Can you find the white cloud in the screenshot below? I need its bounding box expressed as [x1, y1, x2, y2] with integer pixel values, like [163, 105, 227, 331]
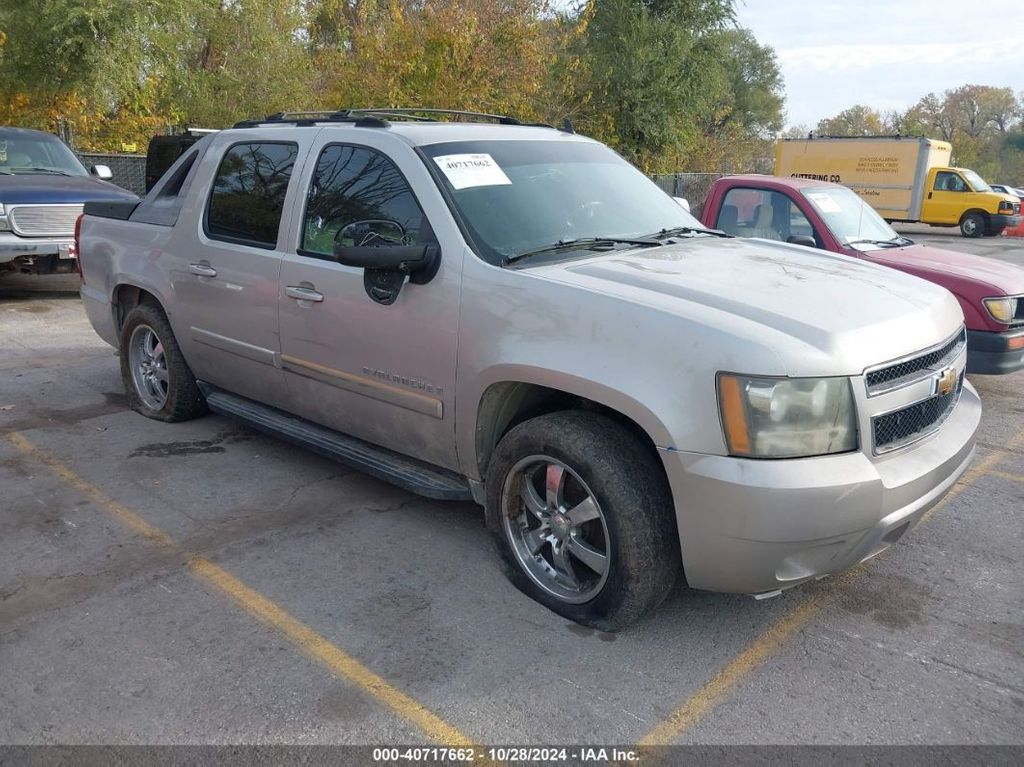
[778, 39, 1024, 72]
[736, 0, 1024, 127]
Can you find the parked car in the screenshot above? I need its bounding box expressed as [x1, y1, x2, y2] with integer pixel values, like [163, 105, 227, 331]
[990, 183, 1024, 200]
[774, 135, 1020, 237]
[0, 126, 139, 276]
[145, 129, 218, 192]
[701, 175, 1024, 374]
[77, 109, 979, 629]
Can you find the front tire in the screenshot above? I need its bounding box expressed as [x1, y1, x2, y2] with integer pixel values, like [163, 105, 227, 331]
[485, 411, 680, 630]
[119, 302, 207, 422]
[960, 212, 985, 238]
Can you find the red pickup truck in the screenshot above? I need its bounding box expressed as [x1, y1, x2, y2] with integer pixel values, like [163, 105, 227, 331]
[700, 175, 1024, 374]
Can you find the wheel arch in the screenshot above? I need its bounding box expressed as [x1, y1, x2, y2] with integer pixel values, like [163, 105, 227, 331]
[471, 373, 673, 482]
[959, 208, 990, 225]
[112, 282, 164, 332]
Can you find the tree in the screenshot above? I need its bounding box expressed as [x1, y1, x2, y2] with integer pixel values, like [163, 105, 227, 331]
[324, 0, 552, 119]
[691, 26, 783, 171]
[815, 105, 888, 136]
[561, 0, 736, 173]
[824, 86, 1024, 182]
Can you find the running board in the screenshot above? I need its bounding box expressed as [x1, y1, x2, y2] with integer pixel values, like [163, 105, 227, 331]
[200, 385, 473, 501]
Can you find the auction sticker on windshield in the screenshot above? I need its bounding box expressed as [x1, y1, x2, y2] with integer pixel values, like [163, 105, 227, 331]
[806, 191, 842, 213]
[433, 153, 512, 190]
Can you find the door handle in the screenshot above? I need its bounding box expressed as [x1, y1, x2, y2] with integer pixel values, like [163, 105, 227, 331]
[928, 192, 933, 199]
[285, 286, 324, 303]
[189, 262, 217, 278]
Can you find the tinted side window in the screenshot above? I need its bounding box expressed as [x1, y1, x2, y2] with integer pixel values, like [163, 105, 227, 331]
[207, 142, 298, 248]
[301, 145, 427, 257]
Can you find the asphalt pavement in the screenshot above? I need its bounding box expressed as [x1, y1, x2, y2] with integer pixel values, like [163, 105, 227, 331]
[1, 229, 1022, 750]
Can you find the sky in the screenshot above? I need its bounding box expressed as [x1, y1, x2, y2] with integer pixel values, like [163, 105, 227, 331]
[734, 0, 1024, 129]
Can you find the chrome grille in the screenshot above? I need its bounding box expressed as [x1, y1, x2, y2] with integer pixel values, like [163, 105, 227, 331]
[864, 327, 966, 396]
[872, 373, 963, 453]
[8, 204, 83, 237]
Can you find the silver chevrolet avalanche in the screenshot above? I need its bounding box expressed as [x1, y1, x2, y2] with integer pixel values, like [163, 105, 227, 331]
[77, 109, 980, 629]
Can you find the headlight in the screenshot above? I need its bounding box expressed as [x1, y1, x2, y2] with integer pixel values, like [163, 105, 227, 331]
[718, 373, 858, 458]
[983, 296, 1018, 324]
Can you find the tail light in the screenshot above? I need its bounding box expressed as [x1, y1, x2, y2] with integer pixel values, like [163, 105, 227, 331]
[73, 213, 84, 280]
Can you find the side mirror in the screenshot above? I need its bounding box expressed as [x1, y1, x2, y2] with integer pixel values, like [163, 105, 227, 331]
[674, 197, 691, 212]
[332, 220, 439, 305]
[786, 234, 817, 248]
[91, 164, 113, 180]
[336, 219, 406, 247]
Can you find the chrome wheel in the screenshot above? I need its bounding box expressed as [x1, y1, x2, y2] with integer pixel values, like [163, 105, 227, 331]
[501, 456, 611, 604]
[128, 324, 169, 411]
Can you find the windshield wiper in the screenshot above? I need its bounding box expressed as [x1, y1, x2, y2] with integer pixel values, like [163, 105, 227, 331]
[10, 167, 73, 176]
[846, 238, 903, 248]
[503, 236, 661, 266]
[650, 225, 729, 239]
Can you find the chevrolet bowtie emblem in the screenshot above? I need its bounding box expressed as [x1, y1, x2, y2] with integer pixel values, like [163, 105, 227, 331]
[934, 367, 957, 396]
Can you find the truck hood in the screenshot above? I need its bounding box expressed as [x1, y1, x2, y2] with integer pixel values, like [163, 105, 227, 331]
[0, 175, 138, 204]
[863, 242, 1024, 296]
[529, 237, 963, 376]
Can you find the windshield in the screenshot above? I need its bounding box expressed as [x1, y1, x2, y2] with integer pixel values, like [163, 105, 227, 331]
[0, 134, 88, 176]
[420, 140, 705, 264]
[961, 169, 991, 193]
[801, 186, 900, 248]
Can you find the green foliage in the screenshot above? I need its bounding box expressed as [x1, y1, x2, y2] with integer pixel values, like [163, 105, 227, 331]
[816, 105, 888, 136]
[562, 0, 738, 173]
[820, 86, 1024, 183]
[691, 27, 784, 171]
[0, 0, 788, 174]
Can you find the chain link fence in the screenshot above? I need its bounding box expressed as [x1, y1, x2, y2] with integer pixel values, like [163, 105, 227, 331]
[71, 158, 731, 210]
[77, 153, 147, 196]
[651, 173, 726, 218]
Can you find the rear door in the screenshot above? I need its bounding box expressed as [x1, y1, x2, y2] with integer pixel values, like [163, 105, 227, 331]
[168, 133, 307, 407]
[276, 134, 464, 470]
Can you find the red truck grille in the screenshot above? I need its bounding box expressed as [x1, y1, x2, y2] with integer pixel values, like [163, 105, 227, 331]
[8, 204, 83, 237]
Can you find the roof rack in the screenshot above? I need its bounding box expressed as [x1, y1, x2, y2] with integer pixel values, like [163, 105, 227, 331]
[232, 108, 559, 130]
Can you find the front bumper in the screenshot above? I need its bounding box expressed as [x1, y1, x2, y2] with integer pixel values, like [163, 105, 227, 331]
[966, 328, 1024, 374]
[991, 213, 1014, 229]
[0, 232, 74, 263]
[661, 382, 981, 595]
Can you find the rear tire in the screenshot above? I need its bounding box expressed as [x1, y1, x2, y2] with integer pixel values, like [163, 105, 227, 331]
[485, 411, 680, 630]
[119, 302, 207, 422]
[960, 212, 985, 238]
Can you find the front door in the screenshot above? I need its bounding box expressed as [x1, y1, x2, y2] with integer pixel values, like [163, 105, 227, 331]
[924, 170, 968, 225]
[277, 139, 463, 471]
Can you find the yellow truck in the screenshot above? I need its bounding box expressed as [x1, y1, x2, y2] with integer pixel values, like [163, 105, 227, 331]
[774, 135, 1020, 238]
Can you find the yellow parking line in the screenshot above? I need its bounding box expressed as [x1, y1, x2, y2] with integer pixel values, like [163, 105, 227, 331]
[6, 432, 174, 546]
[190, 558, 475, 746]
[4, 431, 476, 747]
[636, 430, 1024, 746]
[636, 594, 826, 747]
